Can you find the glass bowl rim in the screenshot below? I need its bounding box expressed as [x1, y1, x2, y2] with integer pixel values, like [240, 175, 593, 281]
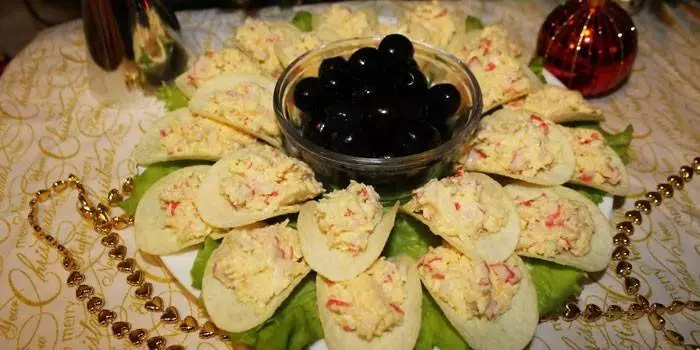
[273, 36, 483, 171]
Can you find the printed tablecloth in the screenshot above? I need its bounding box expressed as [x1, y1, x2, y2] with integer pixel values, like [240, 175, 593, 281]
[0, 1, 697, 349]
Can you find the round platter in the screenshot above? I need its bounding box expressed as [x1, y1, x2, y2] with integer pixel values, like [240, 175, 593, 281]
[157, 67, 614, 349]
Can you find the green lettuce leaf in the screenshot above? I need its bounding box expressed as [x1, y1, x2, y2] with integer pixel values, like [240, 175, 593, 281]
[416, 292, 471, 350]
[464, 15, 484, 32]
[119, 160, 210, 215]
[190, 237, 221, 290]
[292, 11, 313, 32]
[567, 122, 634, 164]
[524, 258, 585, 316]
[156, 83, 189, 112]
[528, 56, 547, 84]
[228, 275, 324, 350]
[565, 183, 605, 204]
[383, 214, 470, 349]
[382, 214, 440, 260]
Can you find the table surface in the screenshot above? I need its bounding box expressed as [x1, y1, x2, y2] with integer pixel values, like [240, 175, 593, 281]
[0, 1, 698, 349]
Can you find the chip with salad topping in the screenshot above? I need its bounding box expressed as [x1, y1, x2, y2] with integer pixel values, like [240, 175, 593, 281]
[418, 246, 538, 350]
[133, 108, 258, 165]
[506, 85, 604, 123]
[505, 183, 613, 271]
[234, 18, 303, 76]
[565, 127, 630, 196]
[316, 255, 422, 350]
[400, 2, 463, 48]
[202, 221, 311, 332]
[298, 181, 400, 281]
[447, 27, 535, 112]
[401, 171, 520, 263]
[197, 143, 324, 228]
[460, 108, 575, 185]
[174, 47, 262, 98]
[189, 73, 283, 148]
[135, 166, 229, 255]
[311, 4, 379, 42]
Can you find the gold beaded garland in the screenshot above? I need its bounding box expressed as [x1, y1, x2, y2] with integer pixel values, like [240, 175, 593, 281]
[615, 261, 632, 276]
[636, 295, 650, 309]
[667, 175, 684, 190]
[605, 305, 624, 321]
[649, 302, 665, 314]
[648, 312, 665, 330]
[625, 276, 641, 295]
[612, 246, 630, 260]
[634, 200, 651, 214]
[625, 210, 642, 224]
[646, 191, 663, 205]
[613, 233, 630, 246]
[616, 221, 634, 235]
[679, 165, 693, 182]
[657, 183, 674, 197]
[626, 304, 645, 320]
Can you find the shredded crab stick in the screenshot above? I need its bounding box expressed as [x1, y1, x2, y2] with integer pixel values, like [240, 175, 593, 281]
[565, 127, 630, 196]
[133, 108, 257, 165]
[506, 85, 603, 123]
[197, 143, 323, 228]
[316, 256, 422, 350]
[505, 183, 613, 272]
[418, 246, 538, 350]
[460, 108, 575, 185]
[298, 181, 399, 281]
[202, 221, 310, 332]
[174, 47, 262, 97]
[189, 73, 282, 148]
[401, 171, 520, 263]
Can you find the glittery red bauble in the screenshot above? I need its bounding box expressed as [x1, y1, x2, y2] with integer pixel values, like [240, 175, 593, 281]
[536, 0, 638, 97]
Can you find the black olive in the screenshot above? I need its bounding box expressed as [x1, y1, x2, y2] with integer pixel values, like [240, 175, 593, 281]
[351, 81, 383, 104]
[320, 70, 351, 102]
[378, 34, 414, 62]
[324, 103, 363, 129]
[396, 98, 427, 121]
[391, 120, 441, 156]
[302, 114, 334, 148]
[365, 100, 399, 129]
[348, 47, 383, 78]
[330, 129, 373, 157]
[319, 56, 348, 80]
[293, 77, 325, 113]
[427, 83, 461, 118]
[395, 66, 428, 98]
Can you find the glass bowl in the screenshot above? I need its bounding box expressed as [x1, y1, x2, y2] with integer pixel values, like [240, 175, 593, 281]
[273, 37, 482, 201]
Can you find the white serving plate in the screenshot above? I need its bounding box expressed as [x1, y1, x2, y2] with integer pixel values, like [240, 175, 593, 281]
[158, 31, 612, 349]
[160, 68, 614, 298]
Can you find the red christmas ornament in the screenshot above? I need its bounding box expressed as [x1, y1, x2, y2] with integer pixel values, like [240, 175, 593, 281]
[536, 0, 638, 97]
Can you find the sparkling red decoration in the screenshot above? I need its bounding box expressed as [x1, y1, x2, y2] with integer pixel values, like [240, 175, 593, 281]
[536, 0, 638, 97]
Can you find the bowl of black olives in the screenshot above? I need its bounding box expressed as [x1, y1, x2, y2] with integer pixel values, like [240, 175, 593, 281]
[274, 34, 482, 200]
